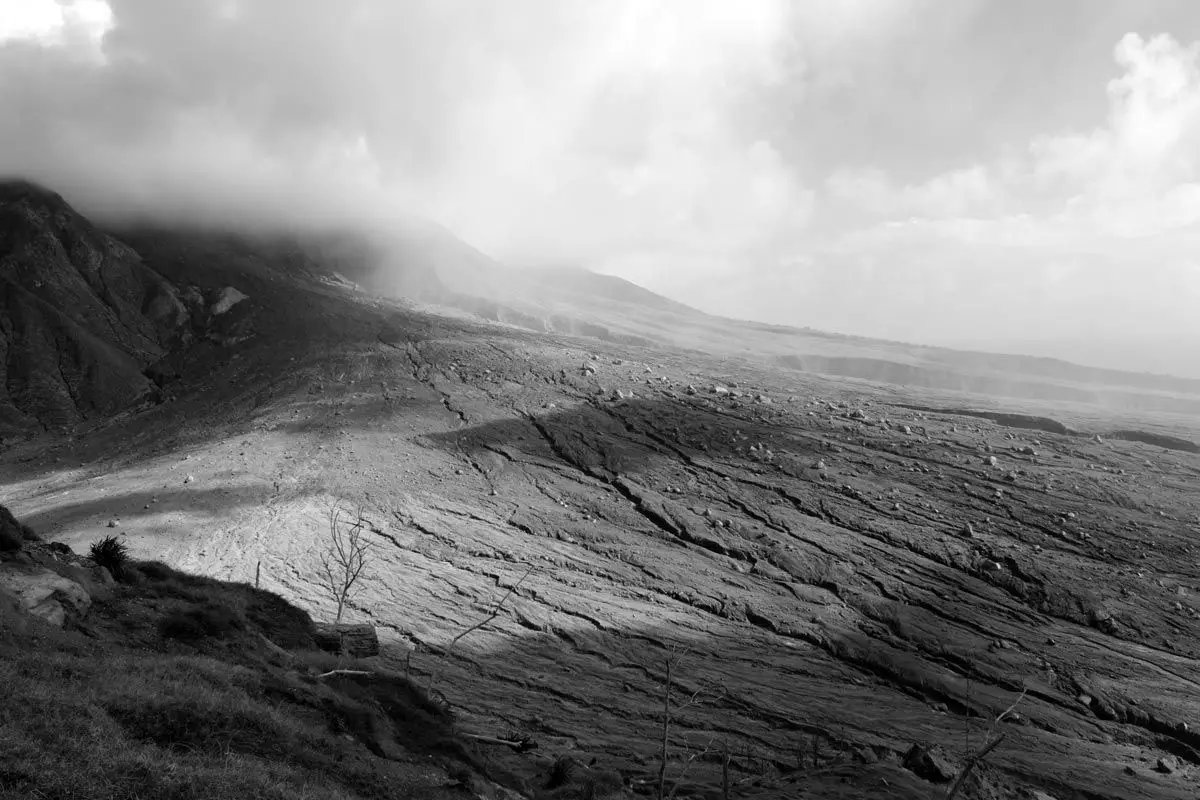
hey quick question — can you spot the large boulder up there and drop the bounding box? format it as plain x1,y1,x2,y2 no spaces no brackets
0,563,91,627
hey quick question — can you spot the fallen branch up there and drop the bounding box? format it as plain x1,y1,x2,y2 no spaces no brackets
464,733,538,752
317,669,374,679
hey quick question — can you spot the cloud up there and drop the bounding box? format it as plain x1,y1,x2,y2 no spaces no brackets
829,33,1200,243
0,0,825,266
826,164,1002,222
0,0,111,48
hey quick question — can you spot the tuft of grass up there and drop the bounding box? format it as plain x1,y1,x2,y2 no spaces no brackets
90,534,130,573
546,755,579,789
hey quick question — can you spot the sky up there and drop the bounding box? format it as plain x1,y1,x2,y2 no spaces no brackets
2,0,1200,376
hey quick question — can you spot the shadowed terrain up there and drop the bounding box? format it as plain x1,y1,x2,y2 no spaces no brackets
3,183,1200,798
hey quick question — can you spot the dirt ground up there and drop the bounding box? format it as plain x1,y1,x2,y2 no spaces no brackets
3,272,1200,799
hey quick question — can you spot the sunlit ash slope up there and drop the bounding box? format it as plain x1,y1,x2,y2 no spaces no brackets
3,182,1200,799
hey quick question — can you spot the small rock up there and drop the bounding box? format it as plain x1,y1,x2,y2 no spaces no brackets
106,519,118,528
183,474,195,484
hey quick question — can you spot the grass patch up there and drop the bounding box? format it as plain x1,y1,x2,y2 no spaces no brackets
136,560,315,648
0,496,503,800
158,602,246,643
0,557,498,800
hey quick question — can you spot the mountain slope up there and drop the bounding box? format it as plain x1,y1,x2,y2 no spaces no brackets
0,181,190,433
2,185,1200,798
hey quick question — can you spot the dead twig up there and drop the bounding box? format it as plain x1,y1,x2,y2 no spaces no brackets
722,741,731,800
656,647,726,800
667,737,719,800
657,654,674,800
428,566,535,694
945,687,1028,800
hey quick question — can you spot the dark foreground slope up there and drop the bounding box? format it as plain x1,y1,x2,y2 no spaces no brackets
0,527,532,800
2,187,1200,799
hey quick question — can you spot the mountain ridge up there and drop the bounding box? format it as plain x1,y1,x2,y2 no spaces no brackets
3,179,1200,441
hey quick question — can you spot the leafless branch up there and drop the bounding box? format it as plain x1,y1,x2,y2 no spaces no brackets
667,736,720,800
945,687,1028,800
428,565,535,694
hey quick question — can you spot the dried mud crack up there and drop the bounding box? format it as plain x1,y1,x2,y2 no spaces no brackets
6,295,1200,799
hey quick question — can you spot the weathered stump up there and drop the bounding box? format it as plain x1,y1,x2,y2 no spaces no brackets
313,622,379,657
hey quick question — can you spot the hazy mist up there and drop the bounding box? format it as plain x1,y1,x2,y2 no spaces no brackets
2,1,1199,377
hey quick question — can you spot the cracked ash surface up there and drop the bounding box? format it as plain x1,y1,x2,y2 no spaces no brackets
3,187,1200,798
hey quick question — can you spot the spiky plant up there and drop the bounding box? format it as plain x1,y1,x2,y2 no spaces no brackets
89,534,129,573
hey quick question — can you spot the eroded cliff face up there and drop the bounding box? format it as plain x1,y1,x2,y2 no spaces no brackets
0,181,190,433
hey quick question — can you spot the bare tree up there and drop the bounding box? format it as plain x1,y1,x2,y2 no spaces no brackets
320,505,373,624
656,647,727,800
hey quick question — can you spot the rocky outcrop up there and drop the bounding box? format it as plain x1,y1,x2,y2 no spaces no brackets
0,181,191,434
0,506,112,628
0,563,92,627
